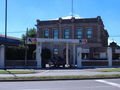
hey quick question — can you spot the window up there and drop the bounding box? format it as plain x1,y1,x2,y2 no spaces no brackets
76,28,82,39
87,28,93,38
44,29,49,38
64,28,70,39
53,48,58,55
53,29,59,39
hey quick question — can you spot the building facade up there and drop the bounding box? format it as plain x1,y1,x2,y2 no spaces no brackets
1,16,120,69
36,16,109,67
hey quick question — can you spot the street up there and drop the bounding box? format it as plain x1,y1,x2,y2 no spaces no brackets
0,79,120,90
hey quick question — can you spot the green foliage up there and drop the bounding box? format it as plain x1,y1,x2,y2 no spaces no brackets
97,68,120,72
6,45,36,60
21,28,37,44
6,46,25,60
27,28,37,37
0,71,36,74
1,74,120,80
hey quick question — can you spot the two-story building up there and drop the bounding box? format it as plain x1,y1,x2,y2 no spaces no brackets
35,16,109,68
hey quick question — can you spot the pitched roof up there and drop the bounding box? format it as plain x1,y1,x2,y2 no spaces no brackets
0,35,21,40
0,35,21,46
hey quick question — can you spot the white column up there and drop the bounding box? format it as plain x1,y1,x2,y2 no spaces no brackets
0,45,5,68
77,47,82,68
73,44,76,66
36,42,42,68
107,47,112,67
66,43,69,66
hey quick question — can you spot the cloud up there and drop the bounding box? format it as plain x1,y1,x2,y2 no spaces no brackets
54,15,82,20
108,39,120,46
108,39,114,44
62,14,82,19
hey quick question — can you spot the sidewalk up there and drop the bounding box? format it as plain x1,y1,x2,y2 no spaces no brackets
0,68,120,78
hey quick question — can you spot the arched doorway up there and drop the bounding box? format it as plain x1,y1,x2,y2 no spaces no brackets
41,48,51,68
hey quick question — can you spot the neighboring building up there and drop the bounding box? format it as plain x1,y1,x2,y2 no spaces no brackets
109,42,120,60
0,35,21,68
36,16,109,67
0,35,21,46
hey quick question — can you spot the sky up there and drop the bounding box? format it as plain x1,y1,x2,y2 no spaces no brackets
0,0,120,44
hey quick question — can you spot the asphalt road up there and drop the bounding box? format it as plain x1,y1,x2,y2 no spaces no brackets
0,79,120,90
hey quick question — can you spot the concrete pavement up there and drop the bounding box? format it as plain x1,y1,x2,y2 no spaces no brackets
0,79,120,90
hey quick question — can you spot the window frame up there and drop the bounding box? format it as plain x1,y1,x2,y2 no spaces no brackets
86,27,93,39
76,27,83,39
64,28,70,39
53,28,59,39
44,28,49,38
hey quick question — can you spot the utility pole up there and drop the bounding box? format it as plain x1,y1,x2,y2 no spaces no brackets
25,28,28,68
4,0,7,70
71,0,74,17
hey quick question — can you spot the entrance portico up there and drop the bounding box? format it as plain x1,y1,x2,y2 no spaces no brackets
30,38,84,68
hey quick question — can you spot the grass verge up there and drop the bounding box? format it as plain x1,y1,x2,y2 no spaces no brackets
97,68,120,72
0,74,120,81
0,71,36,74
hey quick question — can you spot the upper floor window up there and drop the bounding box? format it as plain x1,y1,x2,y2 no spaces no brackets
76,28,82,39
44,29,49,38
64,28,70,39
87,28,93,38
53,29,59,39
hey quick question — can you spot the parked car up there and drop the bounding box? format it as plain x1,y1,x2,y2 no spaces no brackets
49,56,65,67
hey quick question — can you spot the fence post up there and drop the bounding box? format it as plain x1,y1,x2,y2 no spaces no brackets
36,42,42,69
77,47,82,68
0,45,5,68
107,47,112,67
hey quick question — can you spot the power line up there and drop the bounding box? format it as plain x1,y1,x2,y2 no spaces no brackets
0,31,26,33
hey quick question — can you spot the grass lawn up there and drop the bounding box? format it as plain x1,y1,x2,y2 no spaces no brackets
0,74,120,80
0,71,37,74
97,68,120,72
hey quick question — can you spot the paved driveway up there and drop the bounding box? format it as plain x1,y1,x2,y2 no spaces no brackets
0,79,120,90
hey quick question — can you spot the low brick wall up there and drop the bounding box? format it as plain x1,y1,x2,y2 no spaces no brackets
112,60,120,66
5,60,37,68
5,60,120,68
82,60,108,66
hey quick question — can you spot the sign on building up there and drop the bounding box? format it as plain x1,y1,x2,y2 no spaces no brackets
79,39,87,44
27,38,37,44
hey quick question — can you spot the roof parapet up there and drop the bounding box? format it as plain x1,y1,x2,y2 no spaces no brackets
97,16,101,20
59,17,62,23
71,17,75,22
36,19,40,25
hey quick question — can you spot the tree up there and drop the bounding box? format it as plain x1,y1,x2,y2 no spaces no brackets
21,28,37,44
21,28,37,60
